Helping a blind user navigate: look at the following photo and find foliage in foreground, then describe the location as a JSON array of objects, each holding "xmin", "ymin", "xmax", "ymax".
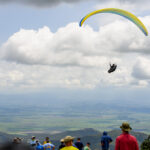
[{"xmin": 141, "ymin": 135, "xmax": 150, "ymax": 150}]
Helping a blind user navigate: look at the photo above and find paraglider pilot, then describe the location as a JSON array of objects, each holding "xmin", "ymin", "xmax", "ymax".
[{"xmin": 108, "ymin": 63, "xmax": 117, "ymax": 73}]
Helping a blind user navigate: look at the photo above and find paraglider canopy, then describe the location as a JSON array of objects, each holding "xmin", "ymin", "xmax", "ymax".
[{"xmin": 79, "ymin": 8, "xmax": 148, "ymax": 36}]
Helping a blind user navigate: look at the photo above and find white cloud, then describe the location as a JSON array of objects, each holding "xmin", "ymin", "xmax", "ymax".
[
  {"xmin": 0, "ymin": 16, "xmax": 150, "ymax": 90},
  {"xmin": 2, "ymin": 17, "xmax": 150, "ymax": 66},
  {"xmin": 132, "ymin": 57, "xmax": 150, "ymax": 80},
  {"xmin": 1, "ymin": 27, "xmax": 54, "ymax": 65},
  {"xmin": 95, "ymin": 0, "xmax": 150, "ymax": 17}
]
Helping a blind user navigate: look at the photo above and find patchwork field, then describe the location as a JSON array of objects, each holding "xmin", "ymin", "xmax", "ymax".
[{"xmin": 0, "ymin": 102, "xmax": 150, "ymax": 134}]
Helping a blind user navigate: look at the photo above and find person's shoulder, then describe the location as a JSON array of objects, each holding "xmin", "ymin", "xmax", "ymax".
[
  {"xmin": 72, "ymin": 146, "xmax": 79, "ymax": 150},
  {"xmin": 69, "ymin": 146, "xmax": 79, "ymax": 150},
  {"xmin": 107, "ymin": 135, "xmax": 112, "ymax": 140},
  {"xmin": 78, "ymin": 141, "xmax": 83, "ymax": 145},
  {"xmin": 43, "ymin": 141, "xmax": 47, "ymax": 145},
  {"xmin": 61, "ymin": 146, "xmax": 78, "ymax": 150},
  {"xmin": 129, "ymin": 134, "xmax": 138, "ymax": 140},
  {"xmin": 43, "ymin": 143, "xmax": 47, "ymax": 147},
  {"xmin": 84, "ymin": 146, "xmax": 88, "ymax": 150},
  {"xmin": 45, "ymin": 143, "xmax": 53, "ymax": 145},
  {"xmin": 44, "ymin": 143, "xmax": 52, "ymax": 147},
  {"xmin": 49, "ymin": 143, "xmax": 55, "ymax": 147},
  {"xmin": 116, "ymin": 134, "xmax": 124, "ymax": 140},
  {"xmin": 60, "ymin": 147, "xmax": 66, "ymax": 150},
  {"xmin": 106, "ymin": 135, "xmax": 111, "ymax": 138}
]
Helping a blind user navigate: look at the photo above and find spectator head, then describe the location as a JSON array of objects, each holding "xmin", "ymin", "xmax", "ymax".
[
  {"xmin": 0, "ymin": 142, "xmax": 33, "ymax": 150},
  {"xmin": 36, "ymin": 140, "xmax": 40, "ymax": 145},
  {"xmin": 45, "ymin": 137, "xmax": 49, "ymax": 142},
  {"xmin": 103, "ymin": 131, "xmax": 108, "ymax": 136},
  {"xmin": 31, "ymin": 136, "xmax": 35, "ymax": 140},
  {"xmin": 60, "ymin": 139, "xmax": 64, "ymax": 143},
  {"xmin": 17, "ymin": 138, "xmax": 22, "ymax": 143},
  {"xmin": 13, "ymin": 137, "xmax": 22, "ymax": 144},
  {"xmin": 63, "ymin": 136, "xmax": 74, "ymax": 146},
  {"xmin": 86, "ymin": 142, "xmax": 90, "ymax": 147},
  {"xmin": 36, "ymin": 140, "xmax": 39, "ymax": 143},
  {"xmin": 77, "ymin": 138, "xmax": 81, "ymax": 141},
  {"xmin": 120, "ymin": 122, "xmax": 132, "ymax": 133}
]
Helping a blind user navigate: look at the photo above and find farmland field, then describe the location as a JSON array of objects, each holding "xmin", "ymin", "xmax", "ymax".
[{"xmin": 0, "ymin": 101, "xmax": 150, "ymax": 134}]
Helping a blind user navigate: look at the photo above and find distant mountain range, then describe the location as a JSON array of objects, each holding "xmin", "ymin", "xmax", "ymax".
[{"xmin": 0, "ymin": 128, "xmax": 149, "ymax": 150}]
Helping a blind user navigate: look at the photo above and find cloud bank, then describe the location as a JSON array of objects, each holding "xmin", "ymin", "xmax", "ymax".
[
  {"xmin": 0, "ymin": 16, "xmax": 150, "ymax": 90},
  {"xmin": 1, "ymin": 16, "xmax": 150, "ymax": 66}
]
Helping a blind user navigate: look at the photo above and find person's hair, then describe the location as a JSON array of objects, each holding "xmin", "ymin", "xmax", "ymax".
[
  {"xmin": 87, "ymin": 142, "xmax": 90, "ymax": 145},
  {"xmin": 0, "ymin": 142, "xmax": 33, "ymax": 150},
  {"xmin": 77, "ymin": 138, "xmax": 80, "ymax": 140},
  {"xmin": 122, "ymin": 130, "xmax": 129, "ymax": 133},
  {"xmin": 46, "ymin": 137, "xmax": 49, "ymax": 141},
  {"xmin": 13, "ymin": 137, "xmax": 22, "ymax": 144}
]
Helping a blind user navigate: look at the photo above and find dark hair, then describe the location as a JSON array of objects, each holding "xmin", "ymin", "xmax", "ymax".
[
  {"xmin": 13, "ymin": 137, "xmax": 22, "ymax": 144},
  {"xmin": 87, "ymin": 142, "xmax": 90, "ymax": 145},
  {"xmin": 122, "ymin": 130, "xmax": 129, "ymax": 134},
  {"xmin": 0, "ymin": 143, "xmax": 33, "ymax": 150},
  {"xmin": 77, "ymin": 138, "xmax": 81, "ymax": 140}
]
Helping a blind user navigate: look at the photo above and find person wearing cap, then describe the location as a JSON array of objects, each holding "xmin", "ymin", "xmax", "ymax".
[
  {"xmin": 115, "ymin": 122, "xmax": 139, "ymax": 150},
  {"xmin": 58, "ymin": 139, "xmax": 65, "ymax": 150},
  {"xmin": 101, "ymin": 131, "xmax": 112, "ymax": 150},
  {"xmin": 60, "ymin": 136, "xmax": 79, "ymax": 150}
]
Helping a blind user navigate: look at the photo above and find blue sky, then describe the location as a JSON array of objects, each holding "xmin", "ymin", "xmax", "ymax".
[
  {"xmin": 0, "ymin": 0, "xmax": 150, "ymax": 104},
  {"xmin": 0, "ymin": 1, "xmax": 97, "ymax": 44}
]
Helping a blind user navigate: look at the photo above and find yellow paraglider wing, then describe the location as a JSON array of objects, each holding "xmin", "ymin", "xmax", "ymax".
[{"xmin": 79, "ymin": 8, "xmax": 148, "ymax": 36}]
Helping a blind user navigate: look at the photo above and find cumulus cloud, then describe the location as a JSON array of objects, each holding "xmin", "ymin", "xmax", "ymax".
[
  {"xmin": 0, "ymin": 16, "xmax": 150, "ymax": 90},
  {"xmin": 95, "ymin": 0, "xmax": 150, "ymax": 15},
  {"xmin": 132, "ymin": 57, "xmax": 150, "ymax": 80},
  {"xmin": 0, "ymin": 24, "xmax": 110, "ymax": 67},
  {"xmin": 1, "ymin": 16, "xmax": 150, "ymax": 66}
]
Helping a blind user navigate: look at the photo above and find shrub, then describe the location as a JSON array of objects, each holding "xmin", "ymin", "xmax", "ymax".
[{"xmin": 141, "ymin": 135, "xmax": 150, "ymax": 150}]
